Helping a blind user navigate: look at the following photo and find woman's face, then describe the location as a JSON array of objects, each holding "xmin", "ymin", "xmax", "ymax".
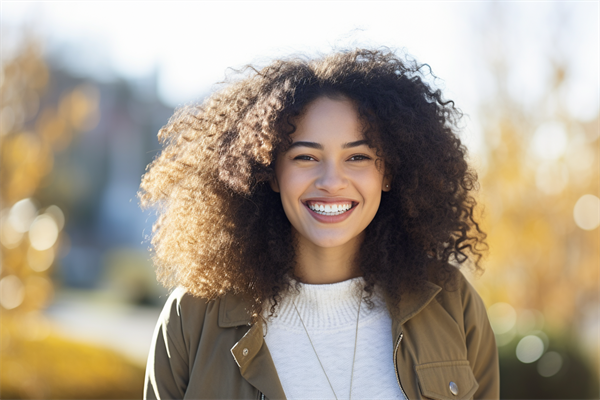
[{"xmin": 271, "ymin": 96, "xmax": 390, "ymax": 250}]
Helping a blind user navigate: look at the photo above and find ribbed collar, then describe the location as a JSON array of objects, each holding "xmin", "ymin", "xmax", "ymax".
[
  {"xmin": 218, "ymin": 278, "xmax": 442, "ymax": 330},
  {"xmin": 264, "ymin": 277, "xmax": 386, "ymax": 331}
]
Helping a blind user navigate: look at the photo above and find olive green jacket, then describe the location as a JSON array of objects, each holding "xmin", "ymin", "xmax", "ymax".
[{"xmin": 144, "ymin": 271, "xmax": 499, "ymax": 400}]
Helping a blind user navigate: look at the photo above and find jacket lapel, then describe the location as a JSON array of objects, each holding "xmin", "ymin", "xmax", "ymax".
[
  {"xmin": 385, "ymin": 281, "xmax": 442, "ymax": 342},
  {"xmin": 219, "ymin": 293, "xmax": 287, "ymax": 400}
]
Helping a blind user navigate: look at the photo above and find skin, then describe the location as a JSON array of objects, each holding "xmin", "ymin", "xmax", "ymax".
[{"xmin": 271, "ymin": 96, "xmax": 391, "ymax": 284}]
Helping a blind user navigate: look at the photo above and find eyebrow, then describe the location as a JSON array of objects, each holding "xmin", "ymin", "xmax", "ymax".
[{"xmin": 287, "ymin": 140, "xmax": 370, "ymax": 150}]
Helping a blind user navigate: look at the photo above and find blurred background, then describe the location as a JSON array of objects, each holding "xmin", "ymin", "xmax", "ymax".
[{"xmin": 0, "ymin": 2, "xmax": 598, "ymax": 399}]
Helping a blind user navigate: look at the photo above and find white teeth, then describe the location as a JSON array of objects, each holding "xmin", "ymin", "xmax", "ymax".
[{"xmin": 307, "ymin": 202, "xmax": 354, "ymax": 215}]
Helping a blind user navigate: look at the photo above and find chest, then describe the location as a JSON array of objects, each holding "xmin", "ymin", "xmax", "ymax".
[{"xmin": 265, "ymin": 310, "xmax": 404, "ymax": 399}]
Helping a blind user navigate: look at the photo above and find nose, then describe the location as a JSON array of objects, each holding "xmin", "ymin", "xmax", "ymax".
[{"xmin": 315, "ymin": 160, "xmax": 348, "ymax": 193}]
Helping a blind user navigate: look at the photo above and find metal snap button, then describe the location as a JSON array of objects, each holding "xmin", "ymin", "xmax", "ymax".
[
  {"xmin": 449, "ymin": 381, "xmax": 459, "ymax": 396},
  {"xmin": 242, "ymin": 348, "xmax": 249, "ymax": 356}
]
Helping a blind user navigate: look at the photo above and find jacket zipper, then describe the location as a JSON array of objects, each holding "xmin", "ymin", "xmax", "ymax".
[{"xmin": 393, "ymin": 331, "xmax": 408, "ymax": 400}]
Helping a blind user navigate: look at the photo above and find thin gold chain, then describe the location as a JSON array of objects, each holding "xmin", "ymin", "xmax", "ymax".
[{"xmin": 292, "ymin": 295, "xmax": 362, "ymax": 400}]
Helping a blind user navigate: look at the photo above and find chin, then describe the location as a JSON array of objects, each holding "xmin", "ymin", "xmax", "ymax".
[{"xmin": 307, "ymin": 234, "xmax": 357, "ymax": 249}]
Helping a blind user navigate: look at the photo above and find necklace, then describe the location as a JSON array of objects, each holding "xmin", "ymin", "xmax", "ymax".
[{"xmin": 292, "ymin": 294, "xmax": 362, "ymax": 400}]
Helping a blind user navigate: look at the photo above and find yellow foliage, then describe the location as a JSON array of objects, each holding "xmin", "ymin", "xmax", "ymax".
[{"xmin": 1, "ymin": 320, "xmax": 144, "ymax": 399}]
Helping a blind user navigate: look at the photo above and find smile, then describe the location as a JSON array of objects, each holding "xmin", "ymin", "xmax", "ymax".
[{"xmin": 305, "ymin": 201, "xmax": 356, "ymax": 216}]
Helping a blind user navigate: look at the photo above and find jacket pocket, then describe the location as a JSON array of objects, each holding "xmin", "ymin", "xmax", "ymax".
[{"xmin": 415, "ymin": 360, "xmax": 479, "ymax": 400}]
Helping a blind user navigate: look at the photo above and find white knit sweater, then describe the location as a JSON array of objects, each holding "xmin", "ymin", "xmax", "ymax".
[{"xmin": 263, "ymin": 277, "xmax": 406, "ymax": 400}]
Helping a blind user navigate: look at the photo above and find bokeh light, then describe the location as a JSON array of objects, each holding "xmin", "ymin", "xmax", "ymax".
[
  {"xmin": 44, "ymin": 205, "xmax": 65, "ymax": 231},
  {"xmin": 531, "ymin": 121, "xmax": 568, "ymax": 160},
  {"xmin": 28, "ymin": 214, "xmax": 59, "ymax": 251},
  {"xmin": 0, "ymin": 210, "xmax": 24, "ymax": 248},
  {"xmin": 516, "ymin": 335, "xmax": 545, "ymax": 364},
  {"xmin": 8, "ymin": 198, "xmax": 37, "ymax": 233},
  {"xmin": 573, "ymin": 194, "xmax": 600, "ymax": 231},
  {"xmin": 27, "ymin": 246, "xmax": 55, "ymax": 272},
  {"xmin": 0, "ymin": 275, "xmax": 25, "ymax": 310},
  {"xmin": 487, "ymin": 302, "xmax": 517, "ymax": 335},
  {"xmin": 537, "ymin": 351, "xmax": 563, "ymax": 377}
]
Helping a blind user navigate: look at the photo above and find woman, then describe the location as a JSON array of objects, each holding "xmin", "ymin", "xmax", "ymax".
[{"xmin": 140, "ymin": 48, "xmax": 499, "ymax": 400}]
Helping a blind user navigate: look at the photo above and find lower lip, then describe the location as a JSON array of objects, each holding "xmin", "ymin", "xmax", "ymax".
[{"xmin": 304, "ymin": 203, "xmax": 357, "ymax": 223}]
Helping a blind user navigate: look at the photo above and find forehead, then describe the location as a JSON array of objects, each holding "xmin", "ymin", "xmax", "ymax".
[{"xmin": 291, "ymin": 97, "xmax": 364, "ymax": 143}]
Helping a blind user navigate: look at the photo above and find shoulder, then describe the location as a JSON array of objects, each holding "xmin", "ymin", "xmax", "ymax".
[
  {"xmin": 161, "ymin": 287, "xmax": 213, "ymax": 317},
  {"xmin": 428, "ymin": 266, "xmax": 489, "ymax": 329},
  {"xmin": 156, "ymin": 288, "xmax": 221, "ymax": 352},
  {"xmin": 157, "ymin": 288, "xmax": 251, "ymax": 341},
  {"xmin": 158, "ymin": 287, "xmax": 211, "ymax": 326},
  {"xmin": 434, "ymin": 269, "xmax": 500, "ymax": 399}
]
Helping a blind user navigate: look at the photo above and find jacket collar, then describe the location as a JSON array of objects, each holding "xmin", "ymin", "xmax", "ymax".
[
  {"xmin": 218, "ymin": 291, "xmax": 252, "ymax": 328},
  {"xmin": 384, "ymin": 281, "xmax": 442, "ymax": 340},
  {"xmin": 217, "ymin": 280, "xmax": 442, "ymax": 329}
]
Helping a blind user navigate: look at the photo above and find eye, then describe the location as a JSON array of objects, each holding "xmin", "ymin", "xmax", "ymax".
[
  {"xmin": 348, "ymin": 154, "xmax": 372, "ymax": 161},
  {"xmin": 294, "ymin": 155, "xmax": 317, "ymax": 161}
]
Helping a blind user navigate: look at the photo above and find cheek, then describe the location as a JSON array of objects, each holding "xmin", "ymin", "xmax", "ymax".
[
  {"xmin": 276, "ymin": 169, "xmax": 306, "ymax": 215},
  {"xmin": 358, "ymin": 168, "xmax": 385, "ymax": 194},
  {"xmin": 279, "ymin": 167, "xmax": 312, "ymax": 194}
]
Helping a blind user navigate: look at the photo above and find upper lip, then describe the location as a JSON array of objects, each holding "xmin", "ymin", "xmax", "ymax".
[{"xmin": 302, "ymin": 197, "xmax": 358, "ymax": 206}]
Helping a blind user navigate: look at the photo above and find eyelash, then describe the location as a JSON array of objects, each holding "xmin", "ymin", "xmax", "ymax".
[
  {"xmin": 294, "ymin": 155, "xmax": 316, "ymax": 161},
  {"xmin": 293, "ymin": 154, "xmax": 372, "ymax": 162},
  {"xmin": 348, "ymin": 154, "xmax": 371, "ymax": 161}
]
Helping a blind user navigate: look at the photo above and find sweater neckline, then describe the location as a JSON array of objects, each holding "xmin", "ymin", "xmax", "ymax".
[{"xmin": 265, "ymin": 277, "xmax": 387, "ymax": 331}]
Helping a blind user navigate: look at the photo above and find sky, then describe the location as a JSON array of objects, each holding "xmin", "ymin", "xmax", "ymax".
[{"xmin": 1, "ymin": 1, "xmax": 599, "ymax": 153}]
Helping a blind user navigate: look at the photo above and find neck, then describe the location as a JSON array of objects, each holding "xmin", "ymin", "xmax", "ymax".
[{"xmin": 293, "ymin": 232, "xmax": 363, "ymax": 284}]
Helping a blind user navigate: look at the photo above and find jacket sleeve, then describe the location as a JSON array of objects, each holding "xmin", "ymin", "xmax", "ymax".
[
  {"xmin": 461, "ymin": 278, "xmax": 500, "ymax": 400},
  {"xmin": 144, "ymin": 288, "xmax": 192, "ymax": 400}
]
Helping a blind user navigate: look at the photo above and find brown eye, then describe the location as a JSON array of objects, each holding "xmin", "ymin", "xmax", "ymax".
[
  {"xmin": 294, "ymin": 155, "xmax": 317, "ymax": 161},
  {"xmin": 348, "ymin": 154, "xmax": 371, "ymax": 161}
]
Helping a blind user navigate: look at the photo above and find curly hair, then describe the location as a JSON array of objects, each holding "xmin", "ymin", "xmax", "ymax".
[{"xmin": 138, "ymin": 48, "xmax": 487, "ymax": 319}]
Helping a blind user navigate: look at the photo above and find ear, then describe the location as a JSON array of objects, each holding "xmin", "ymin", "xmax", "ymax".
[{"xmin": 270, "ymin": 176, "xmax": 280, "ymax": 193}]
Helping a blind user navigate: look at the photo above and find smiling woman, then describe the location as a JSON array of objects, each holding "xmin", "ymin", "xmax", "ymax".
[{"xmin": 139, "ymin": 49, "xmax": 498, "ymax": 400}]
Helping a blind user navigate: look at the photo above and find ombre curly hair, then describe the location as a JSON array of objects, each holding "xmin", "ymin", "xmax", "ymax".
[{"xmin": 138, "ymin": 48, "xmax": 486, "ymax": 318}]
